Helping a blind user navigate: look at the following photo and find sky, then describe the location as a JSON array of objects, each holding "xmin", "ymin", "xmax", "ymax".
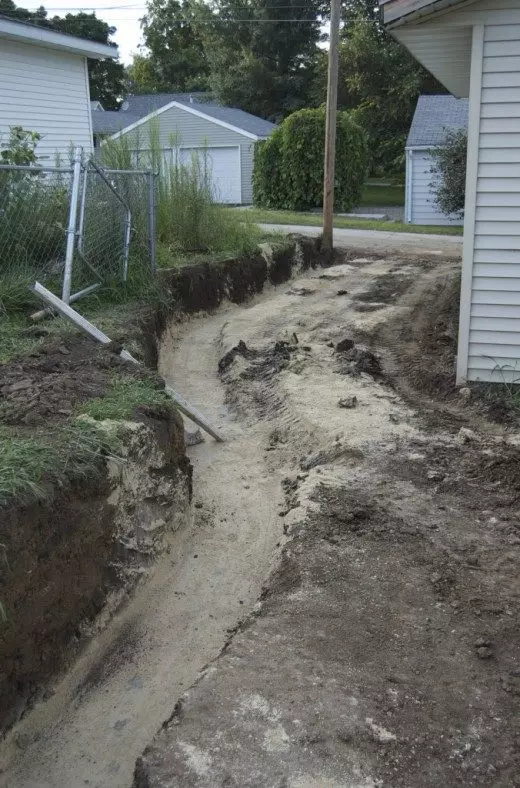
[{"xmin": 16, "ymin": 0, "xmax": 144, "ymax": 62}]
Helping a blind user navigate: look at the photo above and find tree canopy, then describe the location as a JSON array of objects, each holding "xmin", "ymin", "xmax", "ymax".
[
  {"xmin": 136, "ymin": 0, "xmax": 324, "ymax": 120},
  {"xmin": 135, "ymin": 0, "xmax": 210, "ymax": 93},
  {"xmin": 312, "ymin": 3, "xmax": 446, "ymax": 174},
  {"xmin": 1, "ymin": 0, "xmax": 126, "ymax": 109}
]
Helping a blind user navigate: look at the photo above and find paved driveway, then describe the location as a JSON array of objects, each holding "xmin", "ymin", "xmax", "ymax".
[{"xmin": 260, "ymin": 223, "xmax": 462, "ymax": 257}]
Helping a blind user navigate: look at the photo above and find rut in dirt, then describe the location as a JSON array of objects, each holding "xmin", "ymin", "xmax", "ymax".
[{"xmin": 4, "ymin": 248, "xmax": 519, "ymax": 788}]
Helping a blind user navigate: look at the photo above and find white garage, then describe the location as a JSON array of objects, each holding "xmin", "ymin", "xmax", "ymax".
[
  {"xmin": 405, "ymin": 95, "xmax": 468, "ymax": 226},
  {"xmin": 101, "ymin": 94, "xmax": 276, "ymax": 205},
  {"xmin": 179, "ymin": 146, "xmax": 242, "ymax": 204}
]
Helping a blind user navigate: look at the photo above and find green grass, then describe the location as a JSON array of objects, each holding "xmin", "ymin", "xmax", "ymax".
[
  {"xmin": 0, "ymin": 420, "xmax": 118, "ymax": 506},
  {"xmin": 360, "ymin": 180, "xmax": 405, "ymax": 208},
  {"xmin": 79, "ymin": 374, "xmax": 172, "ymax": 421},
  {"xmin": 238, "ymin": 208, "xmax": 464, "ymax": 236}
]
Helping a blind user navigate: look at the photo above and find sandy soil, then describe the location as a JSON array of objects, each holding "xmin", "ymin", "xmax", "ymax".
[
  {"xmin": 136, "ymin": 254, "xmax": 520, "ymax": 787},
  {"xmin": 3, "ymin": 248, "xmax": 520, "ymax": 788}
]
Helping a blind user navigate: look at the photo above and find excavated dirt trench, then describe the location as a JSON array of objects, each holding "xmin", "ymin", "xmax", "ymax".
[{"xmin": 3, "ymin": 245, "xmax": 519, "ymax": 787}]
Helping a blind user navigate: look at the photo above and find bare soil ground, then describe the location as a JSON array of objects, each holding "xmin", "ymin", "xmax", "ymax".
[{"xmin": 135, "ymin": 253, "xmax": 520, "ymax": 787}]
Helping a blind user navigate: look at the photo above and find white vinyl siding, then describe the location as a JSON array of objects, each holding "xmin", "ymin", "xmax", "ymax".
[
  {"xmin": 0, "ymin": 39, "xmax": 93, "ymax": 160},
  {"xmin": 406, "ymin": 149, "xmax": 464, "ymax": 226},
  {"xmin": 119, "ymin": 104, "xmax": 258, "ymax": 204},
  {"xmin": 465, "ymin": 20, "xmax": 520, "ymax": 383}
]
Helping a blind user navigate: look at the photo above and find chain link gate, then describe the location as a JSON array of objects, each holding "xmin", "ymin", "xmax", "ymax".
[{"xmin": 0, "ymin": 146, "xmax": 157, "ymax": 311}]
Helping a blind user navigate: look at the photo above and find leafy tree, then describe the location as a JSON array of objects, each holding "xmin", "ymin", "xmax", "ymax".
[
  {"xmin": 253, "ymin": 107, "xmax": 369, "ymax": 210},
  {"xmin": 190, "ymin": 0, "xmax": 324, "ymax": 120},
  {"xmin": 138, "ymin": 0, "xmax": 210, "ymax": 92},
  {"xmin": 312, "ymin": 6, "xmax": 445, "ymax": 175},
  {"xmin": 126, "ymin": 54, "xmax": 159, "ymax": 94},
  {"xmin": 0, "ymin": 1, "xmax": 125, "ymax": 109},
  {"xmin": 430, "ymin": 129, "xmax": 467, "ymax": 217}
]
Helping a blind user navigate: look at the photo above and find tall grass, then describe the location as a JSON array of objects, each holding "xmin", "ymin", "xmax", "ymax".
[{"xmin": 100, "ymin": 122, "xmax": 262, "ymax": 264}]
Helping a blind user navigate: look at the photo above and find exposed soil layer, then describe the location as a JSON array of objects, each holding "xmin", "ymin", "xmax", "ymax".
[
  {"xmin": 0, "ymin": 480, "xmax": 116, "ymax": 731},
  {"xmin": 378, "ymin": 270, "xmax": 461, "ymax": 400},
  {"xmin": 0, "ymin": 336, "xmax": 152, "ymax": 427},
  {"xmin": 132, "ymin": 253, "xmax": 520, "ymax": 788}
]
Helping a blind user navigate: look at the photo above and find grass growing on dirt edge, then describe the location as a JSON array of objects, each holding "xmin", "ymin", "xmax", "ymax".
[
  {"xmin": 79, "ymin": 374, "xmax": 172, "ymax": 421},
  {"xmin": 0, "ymin": 420, "xmax": 118, "ymax": 506},
  {"xmin": 239, "ymin": 208, "xmax": 464, "ymax": 236},
  {"xmin": 0, "ymin": 370, "xmax": 179, "ymax": 506}
]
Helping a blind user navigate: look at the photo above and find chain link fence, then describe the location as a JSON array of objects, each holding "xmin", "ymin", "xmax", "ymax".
[{"xmin": 0, "ymin": 148, "xmax": 156, "ymax": 310}]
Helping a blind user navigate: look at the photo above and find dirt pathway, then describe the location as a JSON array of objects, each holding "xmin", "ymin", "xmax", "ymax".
[
  {"xmin": 136, "ymin": 255, "xmax": 520, "ymax": 786},
  {"xmin": 0, "ymin": 309, "xmax": 286, "ymax": 786},
  {"xmin": 5, "ymin": 248, "xmax": 518, "ymax": 788}
]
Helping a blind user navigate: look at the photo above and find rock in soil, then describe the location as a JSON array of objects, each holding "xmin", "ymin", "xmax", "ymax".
[
  {"xmin": 336, "ymin": 337, "xmax": 355, "ymax": 352},
  {"xmin": 338, "ymin": 396, "xmax": 358, "ymax": 409}
]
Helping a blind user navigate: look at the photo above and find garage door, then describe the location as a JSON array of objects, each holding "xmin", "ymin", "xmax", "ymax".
[{"xmin": 180, "ymin": 146, "xmax": 241, "ymax": 204}]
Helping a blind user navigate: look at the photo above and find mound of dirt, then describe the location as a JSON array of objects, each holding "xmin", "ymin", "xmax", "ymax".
[
  {"xmin": 377, "ymin": 271, "xmax": 460, "ymax": 400},
  {"xmin": 0, "ymin": 337, "xmax": 151, "ymax": 427}
]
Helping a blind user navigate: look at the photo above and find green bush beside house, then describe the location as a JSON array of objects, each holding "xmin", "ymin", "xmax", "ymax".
[{"xmin": 253, "ymin": 108, "xmax": 369, "ymax": 212}]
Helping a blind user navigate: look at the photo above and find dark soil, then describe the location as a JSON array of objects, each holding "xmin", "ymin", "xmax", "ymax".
[
  {"xmin": 135, "ymin": 437, "xmax": 520, "ymax": 788},
  {"xmin": 354, "ymin": 271, "xmax": 415, "ymax": 310},
  {"xmin": 379, "ymin": 271, "xmax": 460, "ymax": 400},
  {"xmin": 0, "ymin": 336, "xmax": 150, "ymax": 428},
  {"xmin": 158, "ymin": 236, "xmax": 324, "ymax": 316},
  {"xmin": 0, "ymin": 480, "xmax": 117, "ymax": 732}
]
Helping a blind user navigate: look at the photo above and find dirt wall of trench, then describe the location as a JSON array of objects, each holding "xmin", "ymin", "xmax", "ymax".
[
  {"xmin": 0, "ymin": 235, "xmax": 322, "ymax": 736},
  {"xmin": 0, "ymin": 406, "xmax": 191, "ymax": 734}
]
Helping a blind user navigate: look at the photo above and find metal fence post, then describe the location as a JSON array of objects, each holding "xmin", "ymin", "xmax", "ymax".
[
  {"xmin": 148, "ymin": 170, "xmax": 157, "ymax": 274},
  {"xmin": 62, "ymin": 147, "xmax": 83, "ymax": 303}
]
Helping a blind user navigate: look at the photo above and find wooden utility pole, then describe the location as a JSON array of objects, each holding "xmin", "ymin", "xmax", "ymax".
[{"xmin": 322, "ymin": 0, "xmax": 341, "ymax": 251}]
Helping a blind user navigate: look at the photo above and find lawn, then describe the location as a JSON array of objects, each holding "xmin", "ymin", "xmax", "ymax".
[
  {"xmin": 360, "ymin": 180, "xmax": 405, "ymax": 208},
  {"xmin": 239, "ymin": 208, "xmax": 464, "ymax": 236}
]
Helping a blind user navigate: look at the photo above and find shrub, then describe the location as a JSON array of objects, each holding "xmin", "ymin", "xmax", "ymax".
[
  {"xmin": 430, "ymin": 129, "xmax": 467, "ymax": 218},
  {"xmin": 253, "ymin": 107, "xmax": 369, "ymax": 211}
]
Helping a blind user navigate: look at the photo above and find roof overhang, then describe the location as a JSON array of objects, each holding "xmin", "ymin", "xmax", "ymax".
[
  {"xmin": 380, "ymin": 0, "xmax": 469, "ymax": 27},
  {"xmin": 0, "ymin": 16, "xmax": 117, "ymax": 59},
  {"xmin": 380, "ymin": 0, "xmax": 475, "ymax": 97}
]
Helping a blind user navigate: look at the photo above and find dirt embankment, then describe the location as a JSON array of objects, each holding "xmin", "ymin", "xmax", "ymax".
[
  {"xmin": 0, "ymin": 336, "xmax": 191, "ymax": 732},
  {"xmin": 133, "ymin": 253, "xmax": 520, "ymax": 788},
  {"xmin": 0, "ymin": 236, "xmax": 323, "ymax": 739}
]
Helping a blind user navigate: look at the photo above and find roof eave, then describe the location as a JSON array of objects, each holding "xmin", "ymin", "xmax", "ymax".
[
  {"xmin": 381, "ymin": 0, "xmax": 467, "ymax": 27},
  {"xmin": 0, "ymin": 16, "xmax": 117, "ymax": 59}
]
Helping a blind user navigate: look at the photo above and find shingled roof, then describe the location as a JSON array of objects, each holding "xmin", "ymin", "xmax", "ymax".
[
  {"xmin": 99, "ymin": 93, "xmax": 276, "ymax": 140},
  {"xmin": 407, "ymin": 95, "xmax": 469, "ymax": 148}
]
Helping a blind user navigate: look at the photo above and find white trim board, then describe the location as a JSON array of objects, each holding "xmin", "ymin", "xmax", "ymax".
[
  {"xmin": 456, "ymin": 24, "xmax": 484, "ymax": 385},
  {"xmin": 0, "ymin": 16, "xmax": 116, "ymax": 58},
  {"xmin": 108, "ymin": 100, "xmax": 263, "ymax": 142}
]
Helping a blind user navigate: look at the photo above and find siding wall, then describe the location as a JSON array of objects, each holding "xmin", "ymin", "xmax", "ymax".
[
  {"xmin": 466, "ymin": 20, "xmax": 520, "ymax": 382},
  {"xmin": 407, "ymin": 150, "xmax": 464, "ymax": 226},
  {"xmin": 119, "ymin": 104, "xmax": 257, "ymax": 204},
  {"xmin": 0, "ymin": 39, "xmax": 93, "ymax": 160}
]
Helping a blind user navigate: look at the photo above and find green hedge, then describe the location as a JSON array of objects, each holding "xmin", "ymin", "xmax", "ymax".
[{"xmin": 253, "ymin": 108, "xmax": 369, "ymax": 211}]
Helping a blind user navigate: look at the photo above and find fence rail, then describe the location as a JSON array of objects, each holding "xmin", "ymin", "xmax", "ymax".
[{"xmin": 0, "ymin": 146, "xmax": 157, "ymax": 307}]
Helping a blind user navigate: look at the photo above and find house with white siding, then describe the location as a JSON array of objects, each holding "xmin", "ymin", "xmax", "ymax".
[
  {"xmin": 97, "ymin": 94, "xmax": 276, "ymax": 205},
  {"xmin": 382, "ymin": 0, "xmax": 520, "ymax": 384},
  {"xmin": 0, "ymin": 15, "xmax": 117, "ymax": 160},
  {"xmin": 406, "ymin": 94, "xmax": 468, "ymax": 226}
]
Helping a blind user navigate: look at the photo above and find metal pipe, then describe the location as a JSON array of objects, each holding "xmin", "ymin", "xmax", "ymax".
[
  {"xmin": 77, "ymin": 166, "xmax": 89, "ymax": 255},
  {"xmin": 148, "ymin": 170, "xmax": 157, "ymax": 274},
  {"xmin": 30, "ymin": 282, "xmax": 101, "ymax": 321},
  {"xmin": 0, "ymin": 164, "xmax": 73, "ymax": 173},
  {"xmin": 122, "ymin": 208, "xmax": 132, "ymax": 281},
  {"xmin": 103, "ymin": 168, "xmax": 152, "ymax": 175},
  {"xmin": 62, "ymin": 147, "xmax": 83, "ymax": 303}
]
